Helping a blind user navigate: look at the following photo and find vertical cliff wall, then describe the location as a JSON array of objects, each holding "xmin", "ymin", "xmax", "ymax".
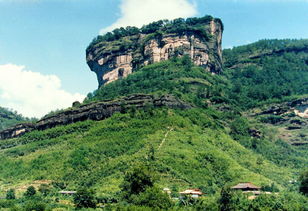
[{"xmin": 86, "ymin": 17, "xmax": 223, "ymax": 87}]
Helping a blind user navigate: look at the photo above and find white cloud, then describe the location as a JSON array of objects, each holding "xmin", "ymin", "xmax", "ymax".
[
  {"xmin": 0, "ymin": 64, "xmax": 85, "ymax": 118},
  {"xmin": 100, "ymin": 0, "xmax": 198, "ymax": 34}
]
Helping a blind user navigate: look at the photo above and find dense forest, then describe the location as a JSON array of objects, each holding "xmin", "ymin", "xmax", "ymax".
[{"xmin": 223, "ymin": 39, "xmax": 308, "ymax": 109}]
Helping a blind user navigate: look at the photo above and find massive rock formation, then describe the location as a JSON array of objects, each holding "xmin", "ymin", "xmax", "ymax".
[
  {"xmin": 86, "ymin": 18, "xmax": 223, "ymax": 86},
  {"xmin": 0, "ymin": 94, "xmax": 191, "ymax": 140}
]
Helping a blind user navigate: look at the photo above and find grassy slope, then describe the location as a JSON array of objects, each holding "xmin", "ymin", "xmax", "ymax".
[{"xmin": 0, "ymin": 109, "xmax": 298, "ymax": 197}]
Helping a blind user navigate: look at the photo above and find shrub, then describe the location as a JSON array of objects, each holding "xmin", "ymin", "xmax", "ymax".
[
  {"xmin": 132, "ymin": 186, "xmax": 173, "ymax": 209},
  {"xmin": 260, "ymin": 115, "xmax": 285, "ymax": 124},
  {"xmin": 24, "ymin": 200, "xmax": 46, "ymax": 211},
  {"xmin": 73, "ymin": 187, "xmax": 97, "ymax": 209},
  {"xmin": 38, "ymin": 184, "xmax": 51, "ymax": 196},
  {"xmin": 0, "ymin": 199, "xmax": 15, "ymax": 208},
  {"xmin": 121, "ymin": 163, "xmax": 156, "ymax": 200},
  {"xmin": 24, "ymin": 186, "xmax": 36, "ymax": 198},
  {"xmin": 6, "ymin": 188, "xmax": 16, "ymax": 200},
  {"xmin": 299, "ymin": 170, "xmax": 308, "ymax": 195}
]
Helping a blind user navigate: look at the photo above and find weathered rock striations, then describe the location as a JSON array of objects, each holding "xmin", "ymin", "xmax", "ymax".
[
  {"xmin": 254, "ymin": 97, "xmax": 308, "ymax": 146},
  {"xmin": 0, "ymin": 94, "xmax": 191, "ymax": 140},
  {"xmin": 0, "ymin": 123, "xmax": 35, "ymax": 140},
  {"xmin": 86, "ymin": 18, "xmax": 223, "ymax": 87},
  {"xmin": 257, "ymin": 97, "xmax": 308, "ymax": 117}
]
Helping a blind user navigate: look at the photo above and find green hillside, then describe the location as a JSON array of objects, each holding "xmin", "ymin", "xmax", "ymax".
[
  {"xmin": 0, "ymin": 40, "xmax": 307, "ymax": 210},
  {"xmin": 223, "ymin": 39, "xmax": 308, "ymax": 109},
  {"xmin": 0, "ymin": 107, "xmax": 28, "ymax": 131}
]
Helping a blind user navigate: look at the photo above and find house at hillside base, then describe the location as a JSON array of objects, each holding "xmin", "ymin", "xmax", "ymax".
[
  {"xmin": 231, "ymin": 182, "xmax": 261, "ymax": 191},
  {"xmin": 231, "ymin": 182, "xmax": 275, "ymax": 199},
  {"xmin": 179, "ymin": 188, "xmax": 203, "ymax": 198}
]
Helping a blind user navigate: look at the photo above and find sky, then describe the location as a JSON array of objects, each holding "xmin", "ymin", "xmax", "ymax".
[{"xmin": 0, "ymin": 0, "xmax": 307, "ymax": 118}]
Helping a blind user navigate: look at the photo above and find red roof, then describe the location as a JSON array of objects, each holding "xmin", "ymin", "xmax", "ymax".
[{"xmin": 231, "ymin": 182, "xmax": 260, "ymax": 190}]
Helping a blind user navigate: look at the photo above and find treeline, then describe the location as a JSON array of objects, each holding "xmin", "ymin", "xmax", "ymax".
[
  {"xmin": 0, "ymin": 107, "xmax": 29, "ymax": 130},
  {"xmin": 87, "ymin": 15, "xmax": 222, "ymax": 51},
  {"xmin": 223, "ymin": 39, "xmax": 308, "ymax": 68}
]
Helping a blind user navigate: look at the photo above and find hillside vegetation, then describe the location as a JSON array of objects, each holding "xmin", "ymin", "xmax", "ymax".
[
  {"xmin": 223, "ymin": 39, "xmax": 308, "ymax": 108},
  {"xmin": 0, "ymin": 39, "xmax": 307, "ymax": 210},
  {"xmin": 0, "ymin": 107, "xmax": 29, "ymax": 130},
  {"xmin": 87, "ymin": 15, "xmax": 222, "ymax": 52}
]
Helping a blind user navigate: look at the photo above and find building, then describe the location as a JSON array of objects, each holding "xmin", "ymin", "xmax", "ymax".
[
  {"xmin": 58, "ymin": 190, "xmax": 77, "ymax": 195},
  {"xmin": 231, "ymin": 182, "xmax": 276, "ymax": 200},
  {"xmin": 231, "ymin": 182, "xmax": 261, "ymax": 191},
  {"xmin": 179, "ymin": 188, "xmax": 203, "ymax": 198}
]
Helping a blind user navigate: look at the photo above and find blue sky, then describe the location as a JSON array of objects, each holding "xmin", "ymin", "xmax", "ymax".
[{"xmin": 0, "ymin": 0, "xmax": 307, "ymax": 117}]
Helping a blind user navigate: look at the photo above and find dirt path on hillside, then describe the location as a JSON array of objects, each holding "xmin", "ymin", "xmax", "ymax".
[{"xmin": 158, "ymin": 127, "xmax": 174, "ymax": 150}]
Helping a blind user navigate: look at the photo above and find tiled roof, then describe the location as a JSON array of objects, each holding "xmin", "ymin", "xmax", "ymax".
[{"xmin": 231, "ymin": 182, "xmax": 260, "ymax": 190}]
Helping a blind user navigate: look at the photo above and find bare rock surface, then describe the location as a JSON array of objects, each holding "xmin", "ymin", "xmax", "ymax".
[
  {"xmin": 86, "ymin": 19, "xmax": 223, "ymax": 86},
  {"xmin": 0, "ymin": 94, "xmax": 191, "ymax": 140}
]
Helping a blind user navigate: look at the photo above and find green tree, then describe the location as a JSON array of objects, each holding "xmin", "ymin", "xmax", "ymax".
[
  {"xmin": 73, "ymin": 187, "xmax": 97, "ymax": 209},
  {"xmin": 38, "ymin": 184, "xmax": 51, "ymax": 196},
  {"xmin": 133, "ymin": 186, "xmax": 173, "ymax": 209},
  {"xmin": 219, "ymin": 187, "xmax": 232, "ymax": 211},
  {"xmin": 6, "ymin": 189, "xmax": 16, "ymax": 200},
  {"xmin": 249, "ymin": 194, "xmax": 283, "ymax": 210},
  {"xmin": 24, "ymin": 186, "xmax": 36, "ymax": 198},
  {"xmin": 147, "ymin": 144, "xmax": 155, "ymax": 161},
  {"xmin": 299, "ymin": 170, "xmax": 308, "ymax": 195},
  {"xmin": 24, "ymin": 200, "xmax": 46, "ymax": 211},
  {"xmin": 121, "ymin": 163, "xmax": 155, "ymax": 201}
]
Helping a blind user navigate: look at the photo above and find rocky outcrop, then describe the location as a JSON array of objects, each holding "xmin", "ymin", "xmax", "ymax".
[
  {"xmin": 0, "ymin": 94, "xmax": 191, "ymax": 140},
  {"xmin": 86, "ymin": 19, "xmax": 223, "ymax": 86},
  {"xmin": 0, "ymin": 123, "xmax": 35, "ymax": 140},
  {"xmin": 255, "ymin": 97, "xmax": 308, "ymax": 146},
  {"xmin": 257, "ymin": 98, "xmax": 308, "ymax": 117}
]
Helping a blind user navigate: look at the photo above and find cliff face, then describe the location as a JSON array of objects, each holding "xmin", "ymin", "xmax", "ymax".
[
  {"xmin": 0, "ymin": 94, "xmax": 191, "ymax": 140},
  {"xmin": 86, "ymin": 19, "xmax": 223, "ymax": 87}
]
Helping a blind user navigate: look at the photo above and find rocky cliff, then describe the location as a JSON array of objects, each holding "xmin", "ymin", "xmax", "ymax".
[
  {"xmin": 86, "ymin": 16, "xmax": 223, "ymax": 86},
  {"xmin": 0, "ymin": 94, "xmax": 191, "ymax": 140},
  {"xmin": 254, "ymin": 97, "xmax": 308, "ymax": 146}
]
